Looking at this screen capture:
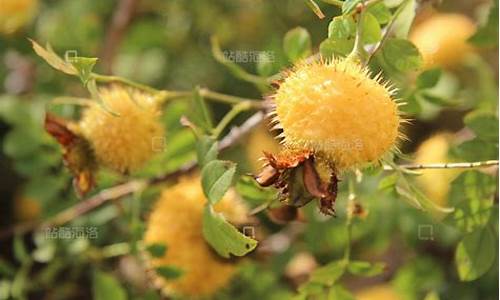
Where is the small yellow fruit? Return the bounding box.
[246,123,281,172]
[355,284,401,300]
[272,58,401,171]
[143,176,249,298]
[410,13,476,68]
[0,0,38,35]
[415,133,460,207]
[78,85,164,174]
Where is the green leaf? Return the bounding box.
[327,285,356,300]
[347,261,386,277]
[382,38,422,72]
[202,205,257,258]
[256,52,275,76]
[342,0,362,15]
[451,139,498,162]
[416,69,442,89]
[464,112,499,143]
[378,173,399,190]
[328,16,356,40]
[368,3,392,24]
[92,270,127,300]
[0,280,10,300]
[196,136,219,168]
[391,0,416,38]
[469,0,498,47]
[146,243,167,258]
[283,27,312,63]
[309,260,347,286]
[155,266,183,280]
[191,87,213,132]
[13,235,29,264]
[201,160,236,205]
[448,171,496,233]
[362,12,382,44]
[29,39,78,75]
[455,227,496,281]
[70,57,98,85]
[320,38,355,58]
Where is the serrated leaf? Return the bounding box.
[70,57,98,85]
[382,38,422,72]
[464,112,499,143]
[416,69,442,89]
[155,266,183,280]
[347,261,386,277]
[146,243,167,258]
[202,205,257,258]
[391,0,416,38]
[455,227,496,281]
[30,39,78,75]
[201,160,236,205]
[283,27,312,63]
[93,270,127,300]
[447,171,496,233]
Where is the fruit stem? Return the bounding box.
[383,160,499,170]
[343,176,356,262]
[91,73,162,94]
[199,88,264,108]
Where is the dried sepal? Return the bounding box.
[254,149,338,216]
[45,113,97,196]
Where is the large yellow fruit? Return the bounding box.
[246,123,281,172]
[143,176,249,298]
[0,0,38,34]
[415,133,460,207]
[271,58,401,171]
[355,284,401,300]
[410,13,476,68]
[78,85,164,174]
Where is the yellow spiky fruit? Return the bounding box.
[415,133,460,207]
[78,85,164,174]
[143,176,249,298]
[246,123,281,172]
[272,58,401,171]
[355,284,401,300]
[0,0,38,35]
[410,13,476,68]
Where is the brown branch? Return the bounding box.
[383,160,499,170]
[100,0,139,74]
[0,111,265,240]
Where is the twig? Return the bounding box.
[100,0,139,74]
[0,112,266,240]
[383,160,499,170]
